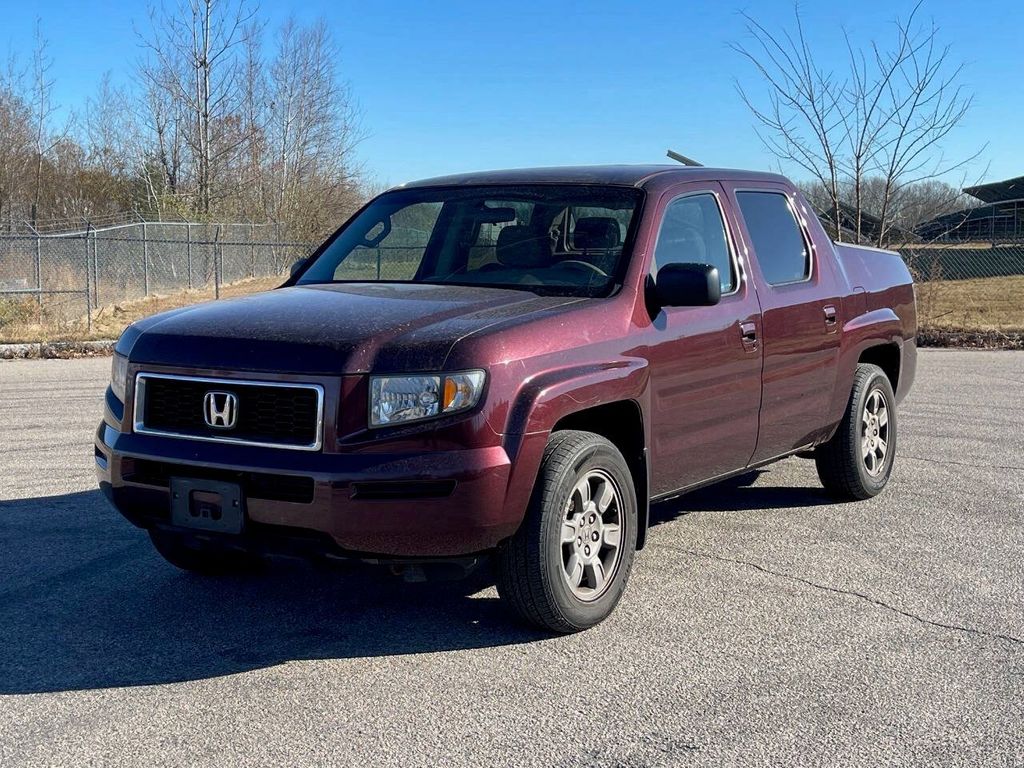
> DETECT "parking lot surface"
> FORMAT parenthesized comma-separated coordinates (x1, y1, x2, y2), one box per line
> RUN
(1, 349, 1022, 767)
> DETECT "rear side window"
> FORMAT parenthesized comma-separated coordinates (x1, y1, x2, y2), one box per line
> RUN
(652, 194, 735, 293)
(736, 192, 810, 285)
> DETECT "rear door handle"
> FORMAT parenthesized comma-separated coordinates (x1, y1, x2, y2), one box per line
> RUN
(823, 305, 838, 332)
(740, 321, 758, 347)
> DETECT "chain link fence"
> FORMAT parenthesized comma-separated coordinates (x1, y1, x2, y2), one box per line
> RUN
(896, 244, 1024, 333)
(898, 244, 1024, 282)
(0, 221, 314, 334)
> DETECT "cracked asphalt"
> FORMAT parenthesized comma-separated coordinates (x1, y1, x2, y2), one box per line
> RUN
(1, 349, 1022, 767)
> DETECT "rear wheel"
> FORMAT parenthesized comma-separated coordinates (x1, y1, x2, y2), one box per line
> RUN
(815, 363, 897, 499)
(495, 430, 637, 633)
(149, 529, 262, 575)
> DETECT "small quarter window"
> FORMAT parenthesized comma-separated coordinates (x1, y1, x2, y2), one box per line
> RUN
(735, 192, 810, 285)
(652, 194, 735, 293)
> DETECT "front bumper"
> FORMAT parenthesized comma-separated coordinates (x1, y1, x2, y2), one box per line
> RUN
(95, 422, 528, 558)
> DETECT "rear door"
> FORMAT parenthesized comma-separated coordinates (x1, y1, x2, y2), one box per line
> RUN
(723, 181, 842, 463)
(646, 183, 763, 495)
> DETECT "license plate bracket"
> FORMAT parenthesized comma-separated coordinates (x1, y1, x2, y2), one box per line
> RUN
(170, 477, 244, 534)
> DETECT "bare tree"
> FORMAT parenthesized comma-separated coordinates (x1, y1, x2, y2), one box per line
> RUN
(240, 19, 268, 217)
(84, 74, 137, 210)
(0, 58, 34, 229)
(870, 12, 979, 246)
(28, 24, 73, 227)
(733, 2, 980, 247)
(265, 17, 362, 238)
(731, 9, 846, 242)
(890, 179, 970, 234)
(0, 10, 365, 234)
(138, 0, 257, 214)
(146, 68, 186, 210)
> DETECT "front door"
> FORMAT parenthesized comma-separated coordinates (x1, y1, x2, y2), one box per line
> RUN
(645, 183, 763, 496)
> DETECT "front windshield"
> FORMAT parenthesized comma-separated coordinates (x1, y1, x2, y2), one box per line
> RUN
(297, 184, 644, 297)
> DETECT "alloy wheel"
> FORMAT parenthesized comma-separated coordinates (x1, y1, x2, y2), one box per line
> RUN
(560, 469, 624, 601)
(861, 389, 890, 476)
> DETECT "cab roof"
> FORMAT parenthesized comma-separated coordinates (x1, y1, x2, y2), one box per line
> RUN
(399, 164, 790, 190)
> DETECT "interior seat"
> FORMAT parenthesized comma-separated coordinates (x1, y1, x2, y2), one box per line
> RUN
(485, 225, 552, 271)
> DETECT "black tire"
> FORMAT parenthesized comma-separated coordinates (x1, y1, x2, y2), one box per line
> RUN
(495, 430, 637, 633)
(815, 363, 897, 500)
(149, 529, 261, 575)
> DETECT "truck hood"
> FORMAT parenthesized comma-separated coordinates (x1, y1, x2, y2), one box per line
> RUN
(122, 283, 583, 375)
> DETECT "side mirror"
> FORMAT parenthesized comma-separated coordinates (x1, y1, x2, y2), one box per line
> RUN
(655, 263, 721, 307)
(290, 257, 308, 277)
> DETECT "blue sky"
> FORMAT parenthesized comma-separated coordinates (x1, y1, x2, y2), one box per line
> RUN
(1, 0, 1020, 187)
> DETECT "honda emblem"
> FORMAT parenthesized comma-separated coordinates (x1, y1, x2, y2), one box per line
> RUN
(203, 391, 238, 429)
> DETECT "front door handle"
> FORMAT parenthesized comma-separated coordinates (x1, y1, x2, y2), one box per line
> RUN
(740, 321, 758, 347)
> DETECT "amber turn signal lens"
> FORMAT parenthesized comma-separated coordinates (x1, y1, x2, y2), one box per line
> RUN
(443, 377, 458, 410)
(440, 371, 485, 413)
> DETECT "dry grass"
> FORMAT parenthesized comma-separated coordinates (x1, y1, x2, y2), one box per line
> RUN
(916, 275, 1024, 332)
(0, 275, 285, 344)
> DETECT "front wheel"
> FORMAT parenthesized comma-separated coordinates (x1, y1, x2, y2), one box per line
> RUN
(815, 363, 897, 499)
(495, 430, 637, 633)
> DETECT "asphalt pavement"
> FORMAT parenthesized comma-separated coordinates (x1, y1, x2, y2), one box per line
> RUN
(1, 349, 1022, 767)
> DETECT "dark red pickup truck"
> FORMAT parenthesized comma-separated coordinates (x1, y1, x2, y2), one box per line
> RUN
(96, 165, 916, 632)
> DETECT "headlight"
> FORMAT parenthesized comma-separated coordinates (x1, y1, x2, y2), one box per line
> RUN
(370, 370, 485, 427)
(111, 352, 129, 402)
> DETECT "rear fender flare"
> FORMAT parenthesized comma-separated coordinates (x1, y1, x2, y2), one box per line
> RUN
(828, 308, 904, 429)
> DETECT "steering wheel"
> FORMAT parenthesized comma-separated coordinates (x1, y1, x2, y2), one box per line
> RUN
(556, 260, 608, 278)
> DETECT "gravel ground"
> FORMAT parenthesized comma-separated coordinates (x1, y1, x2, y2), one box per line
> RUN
(1, 349, 1021, 767)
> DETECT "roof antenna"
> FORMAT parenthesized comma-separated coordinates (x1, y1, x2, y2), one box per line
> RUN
(666, 149, 703, 167)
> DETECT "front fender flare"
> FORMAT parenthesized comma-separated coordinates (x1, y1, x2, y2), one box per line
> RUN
(500, 357, 652, 550)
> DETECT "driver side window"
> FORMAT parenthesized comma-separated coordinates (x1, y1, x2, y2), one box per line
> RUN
(652, 194, 736, 294)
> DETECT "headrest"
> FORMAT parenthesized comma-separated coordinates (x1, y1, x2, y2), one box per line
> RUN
(573, 217, 621, 250)
(495, 226, 550, 268)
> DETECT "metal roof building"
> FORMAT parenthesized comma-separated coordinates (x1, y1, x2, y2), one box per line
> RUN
(916, 176, 1024, 243)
